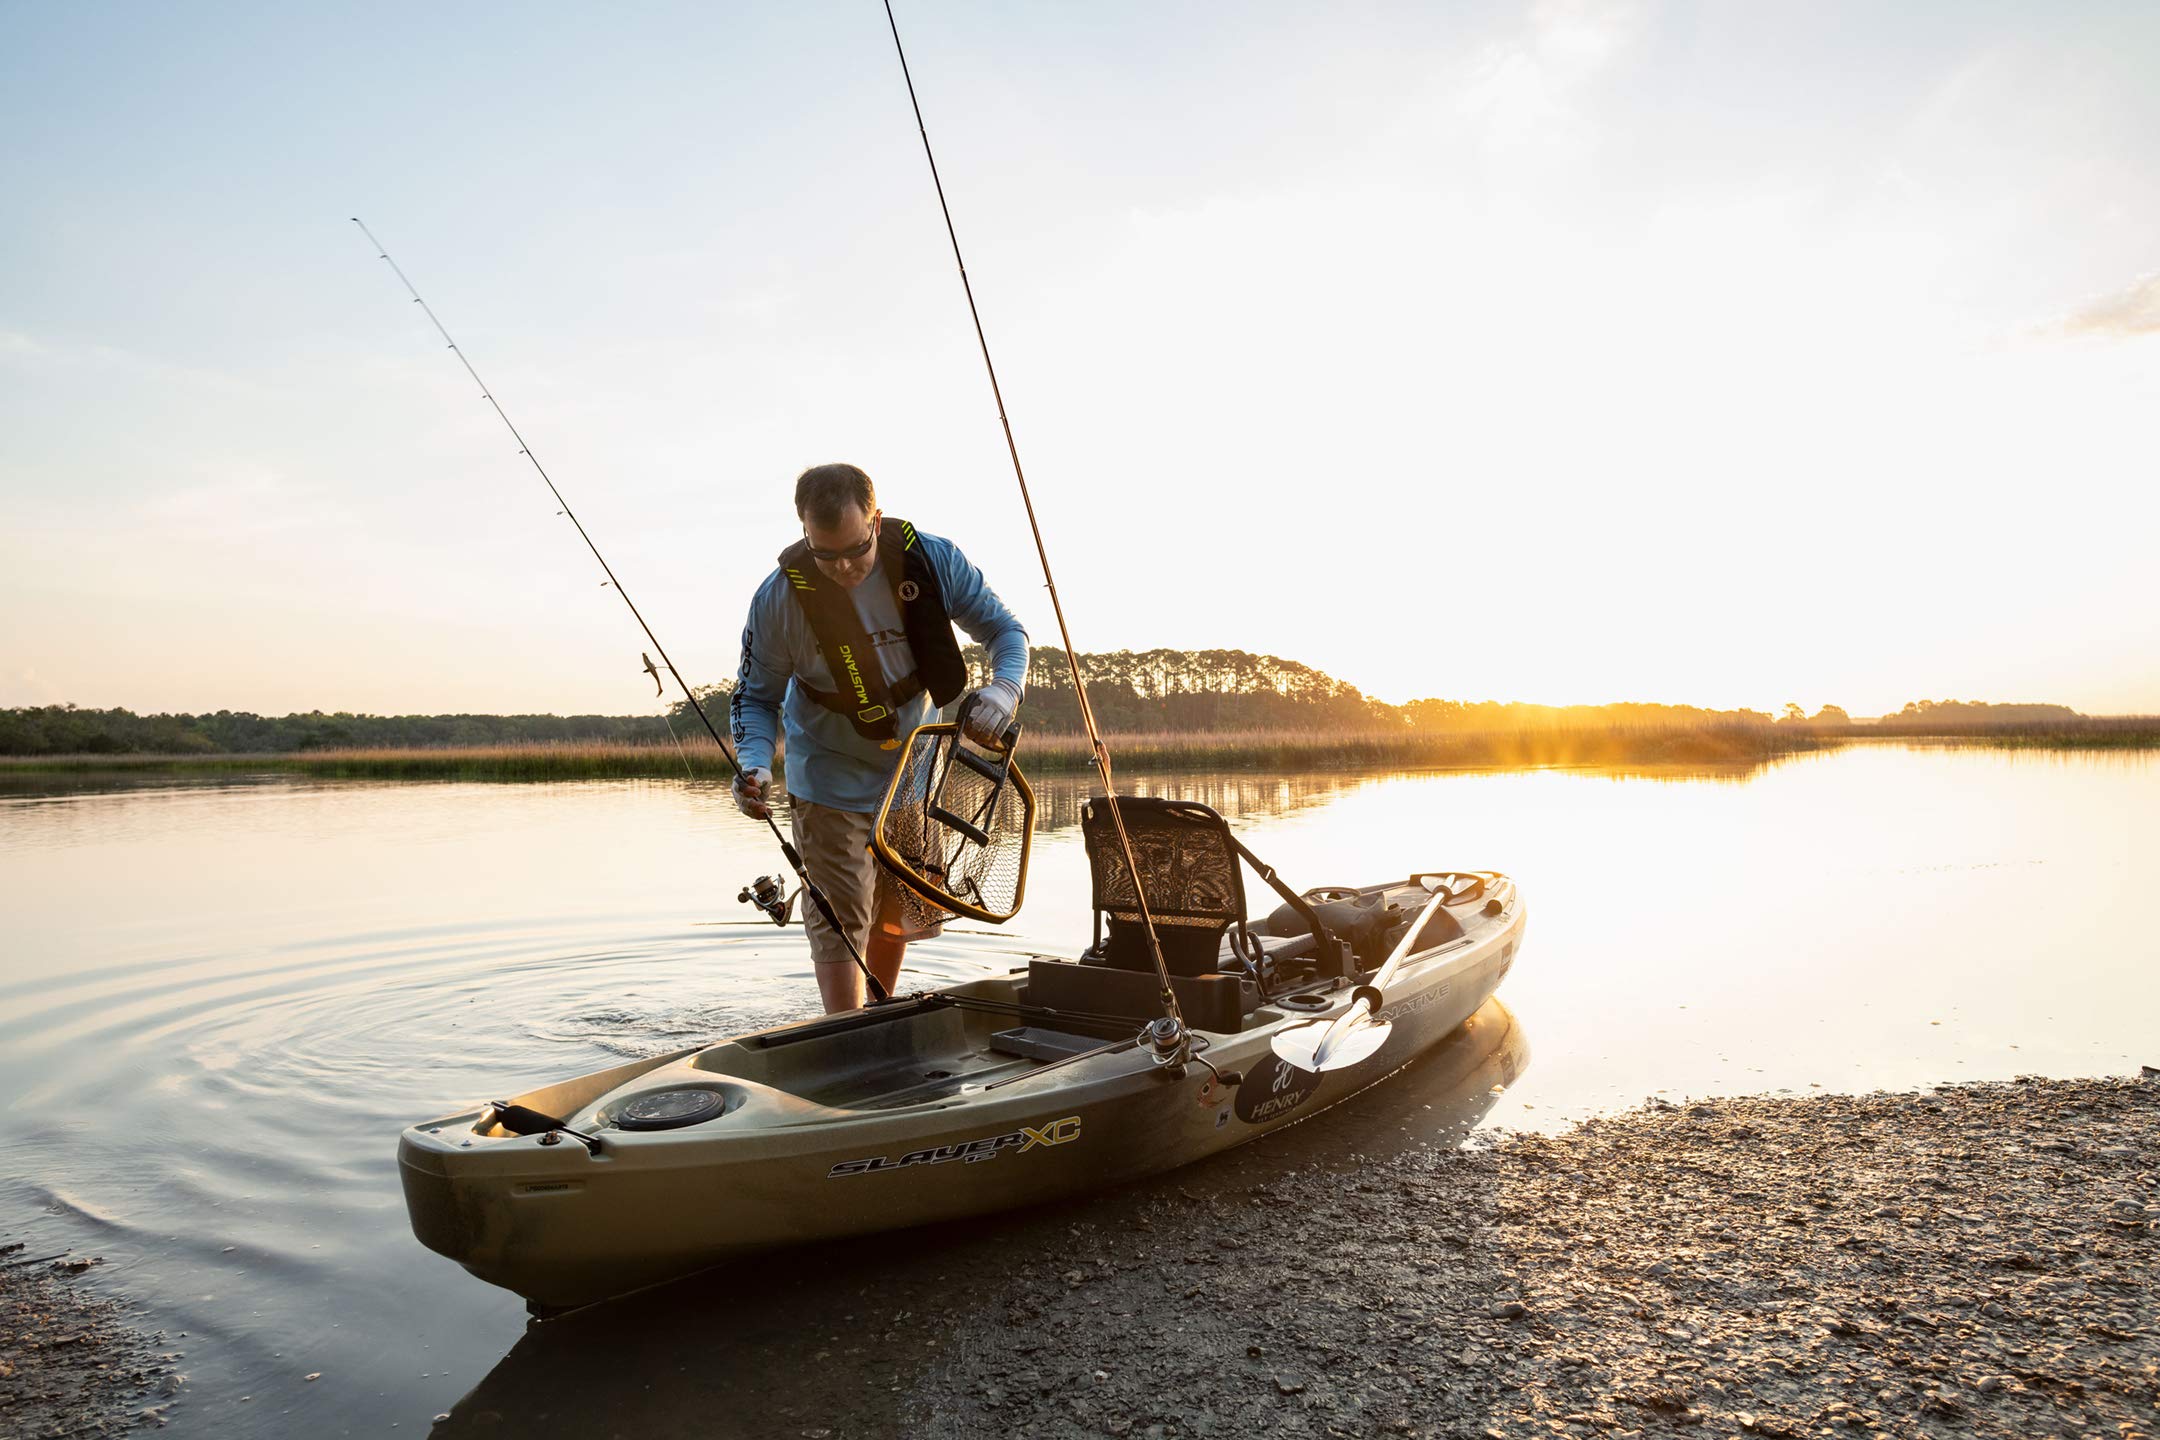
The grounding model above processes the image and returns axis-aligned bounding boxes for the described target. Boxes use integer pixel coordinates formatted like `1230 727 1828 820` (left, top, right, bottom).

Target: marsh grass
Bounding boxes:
0 742 724 781
1012 724 1825 771
1858 718 2160 749
3 718 2149 782
1 725 1820 780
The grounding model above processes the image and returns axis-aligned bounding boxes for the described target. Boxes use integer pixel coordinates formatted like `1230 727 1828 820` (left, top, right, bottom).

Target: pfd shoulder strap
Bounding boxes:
778 516 965 748
890 520 968 710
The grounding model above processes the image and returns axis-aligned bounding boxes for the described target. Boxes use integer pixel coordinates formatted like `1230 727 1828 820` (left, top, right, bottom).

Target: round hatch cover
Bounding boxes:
614 1088 730 1131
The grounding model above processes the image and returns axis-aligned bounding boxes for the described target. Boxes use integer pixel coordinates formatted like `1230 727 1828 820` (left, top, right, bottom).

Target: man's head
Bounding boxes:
795 463 879 588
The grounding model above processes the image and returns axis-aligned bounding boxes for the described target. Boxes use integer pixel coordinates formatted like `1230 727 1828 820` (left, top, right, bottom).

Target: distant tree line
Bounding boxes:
0 647 2104 757
1769 699 2091 728
1876 699 2085 728
959 647 1398 733
962 648 1797 734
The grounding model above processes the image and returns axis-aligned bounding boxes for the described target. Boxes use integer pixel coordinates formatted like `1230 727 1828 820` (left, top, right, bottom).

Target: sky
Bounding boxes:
2 1 2156 720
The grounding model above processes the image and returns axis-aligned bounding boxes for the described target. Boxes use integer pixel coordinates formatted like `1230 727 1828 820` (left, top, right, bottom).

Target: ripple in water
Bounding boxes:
8 753 2152 1435
0 891 1021 1438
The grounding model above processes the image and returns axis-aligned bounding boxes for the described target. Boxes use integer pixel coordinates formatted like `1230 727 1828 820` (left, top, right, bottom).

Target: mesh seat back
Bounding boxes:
1080 796 1247 977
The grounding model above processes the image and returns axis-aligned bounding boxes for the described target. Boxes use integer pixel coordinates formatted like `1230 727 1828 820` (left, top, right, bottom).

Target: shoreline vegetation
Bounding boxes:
4 646 2152 780
2 721 2156 782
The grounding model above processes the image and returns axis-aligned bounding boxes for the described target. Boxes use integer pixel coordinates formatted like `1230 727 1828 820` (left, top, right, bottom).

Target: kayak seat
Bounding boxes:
1079 796 1256 978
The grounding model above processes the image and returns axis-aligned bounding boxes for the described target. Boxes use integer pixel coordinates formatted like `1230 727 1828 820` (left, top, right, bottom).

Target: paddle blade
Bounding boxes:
1271 1015 1393 1073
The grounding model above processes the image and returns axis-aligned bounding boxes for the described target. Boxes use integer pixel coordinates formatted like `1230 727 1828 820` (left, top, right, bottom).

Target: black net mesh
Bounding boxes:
1080 797 1243 921
874 724 1033 927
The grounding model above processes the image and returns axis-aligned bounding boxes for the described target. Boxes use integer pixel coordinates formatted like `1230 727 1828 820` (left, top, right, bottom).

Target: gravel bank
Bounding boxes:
1 1243 180 1437
913 1074 2158 1439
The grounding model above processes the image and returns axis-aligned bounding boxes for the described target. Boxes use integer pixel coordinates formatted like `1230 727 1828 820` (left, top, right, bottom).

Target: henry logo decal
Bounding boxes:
827 1116 1081 1178
1235 1056 1319 1124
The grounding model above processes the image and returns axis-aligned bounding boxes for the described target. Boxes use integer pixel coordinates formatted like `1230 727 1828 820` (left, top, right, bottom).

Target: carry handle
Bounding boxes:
954 690 1023 754
951 745 1011 782
925 804 992 846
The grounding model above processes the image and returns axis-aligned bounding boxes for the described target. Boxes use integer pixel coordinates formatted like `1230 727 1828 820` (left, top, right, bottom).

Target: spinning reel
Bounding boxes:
736 873 797 926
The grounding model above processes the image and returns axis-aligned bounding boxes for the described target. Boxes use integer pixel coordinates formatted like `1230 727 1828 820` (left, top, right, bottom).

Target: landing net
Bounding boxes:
872 720 1034 927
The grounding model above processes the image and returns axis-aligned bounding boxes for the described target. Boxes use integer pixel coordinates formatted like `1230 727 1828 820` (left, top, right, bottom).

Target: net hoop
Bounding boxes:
870 719 1035 925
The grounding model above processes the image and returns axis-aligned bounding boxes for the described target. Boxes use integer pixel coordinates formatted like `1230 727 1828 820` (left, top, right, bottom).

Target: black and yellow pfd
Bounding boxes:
776 517 967 749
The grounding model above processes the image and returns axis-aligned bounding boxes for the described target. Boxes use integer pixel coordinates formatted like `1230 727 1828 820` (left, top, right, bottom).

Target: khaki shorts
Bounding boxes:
789 797 942 971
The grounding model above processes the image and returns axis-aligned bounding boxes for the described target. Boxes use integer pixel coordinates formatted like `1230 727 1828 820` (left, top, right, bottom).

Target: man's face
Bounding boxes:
804 502 879 589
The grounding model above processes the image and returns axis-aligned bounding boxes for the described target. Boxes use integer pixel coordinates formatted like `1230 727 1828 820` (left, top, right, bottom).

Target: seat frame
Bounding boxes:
1078 796 1348 989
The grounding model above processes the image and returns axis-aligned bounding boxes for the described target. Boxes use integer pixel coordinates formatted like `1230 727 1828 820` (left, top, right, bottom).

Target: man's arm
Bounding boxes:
730 580 791 776
927 534 1029 693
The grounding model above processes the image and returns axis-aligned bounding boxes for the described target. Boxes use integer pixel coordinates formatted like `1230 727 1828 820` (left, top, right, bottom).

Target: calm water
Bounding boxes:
1 745 2152 1435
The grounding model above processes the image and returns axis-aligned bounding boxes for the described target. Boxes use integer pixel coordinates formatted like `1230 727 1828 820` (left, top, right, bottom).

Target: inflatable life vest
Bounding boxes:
776 517 968 749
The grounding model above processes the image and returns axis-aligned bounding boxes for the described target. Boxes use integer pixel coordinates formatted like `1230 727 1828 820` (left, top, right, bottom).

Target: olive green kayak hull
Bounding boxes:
399 877 1525 1310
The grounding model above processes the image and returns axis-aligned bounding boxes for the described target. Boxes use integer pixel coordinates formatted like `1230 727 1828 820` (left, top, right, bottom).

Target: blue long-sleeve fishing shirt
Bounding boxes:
730 529 1029 813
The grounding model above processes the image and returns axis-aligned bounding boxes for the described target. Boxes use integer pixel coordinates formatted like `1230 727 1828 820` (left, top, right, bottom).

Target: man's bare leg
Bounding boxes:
866 931 907 1001
812 940 905 1014
814 958 865 1014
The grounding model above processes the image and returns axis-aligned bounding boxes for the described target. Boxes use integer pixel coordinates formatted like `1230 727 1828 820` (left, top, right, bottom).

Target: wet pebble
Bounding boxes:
909 1077 2157 1440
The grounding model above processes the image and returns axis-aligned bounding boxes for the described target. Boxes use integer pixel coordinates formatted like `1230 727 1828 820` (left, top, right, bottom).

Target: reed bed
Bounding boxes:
1009 724 1822 772
0 741 728 782
1855 718 2160 749
5 718 2151 782
1 724 1826 781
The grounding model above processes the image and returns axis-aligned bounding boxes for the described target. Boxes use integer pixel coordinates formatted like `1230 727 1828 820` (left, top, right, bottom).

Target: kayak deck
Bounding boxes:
733 1006 1039 1111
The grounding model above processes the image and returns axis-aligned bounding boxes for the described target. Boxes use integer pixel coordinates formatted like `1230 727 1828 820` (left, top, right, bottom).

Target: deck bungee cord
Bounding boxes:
350 216 892 1005
880 1 1196 1071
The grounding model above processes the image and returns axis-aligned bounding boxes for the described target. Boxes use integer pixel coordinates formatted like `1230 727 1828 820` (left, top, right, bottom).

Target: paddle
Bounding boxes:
1268 884 1458 1073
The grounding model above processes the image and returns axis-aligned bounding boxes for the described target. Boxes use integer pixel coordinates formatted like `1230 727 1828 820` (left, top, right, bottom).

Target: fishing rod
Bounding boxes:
880 3 1189 1053
349 217 891 1004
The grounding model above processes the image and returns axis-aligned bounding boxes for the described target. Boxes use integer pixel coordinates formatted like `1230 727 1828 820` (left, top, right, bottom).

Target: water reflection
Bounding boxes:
1 745 2152 1437
1022 768 1399 831
431 1000 1528 1439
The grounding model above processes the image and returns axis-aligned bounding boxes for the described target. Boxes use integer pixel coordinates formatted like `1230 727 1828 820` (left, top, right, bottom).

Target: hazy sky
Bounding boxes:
3 1 2156 719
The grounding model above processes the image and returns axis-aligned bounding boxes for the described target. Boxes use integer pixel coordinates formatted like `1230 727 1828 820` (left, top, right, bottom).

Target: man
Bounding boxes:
730 463 1029 1013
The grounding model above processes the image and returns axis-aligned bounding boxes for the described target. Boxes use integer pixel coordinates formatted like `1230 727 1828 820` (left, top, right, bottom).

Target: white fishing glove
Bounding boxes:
960 678 1022 748
731 766 773 820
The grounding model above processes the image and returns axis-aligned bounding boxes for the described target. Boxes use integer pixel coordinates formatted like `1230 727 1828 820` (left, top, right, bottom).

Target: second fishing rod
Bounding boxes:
351 216 893 1006
880 1 1189 1053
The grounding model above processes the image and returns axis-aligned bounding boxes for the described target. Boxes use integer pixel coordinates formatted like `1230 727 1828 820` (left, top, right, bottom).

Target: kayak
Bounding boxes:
399 864 1525 1311
398 803 1525 1312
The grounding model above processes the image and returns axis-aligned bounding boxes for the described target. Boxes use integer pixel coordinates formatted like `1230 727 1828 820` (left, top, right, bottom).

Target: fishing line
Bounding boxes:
644 652 698 780
350 217 889 1002
658 708 696 780
880 3 1186 1034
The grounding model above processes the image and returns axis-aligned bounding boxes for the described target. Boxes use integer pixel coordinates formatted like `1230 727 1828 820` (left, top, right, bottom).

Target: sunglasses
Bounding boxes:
804 514 879 563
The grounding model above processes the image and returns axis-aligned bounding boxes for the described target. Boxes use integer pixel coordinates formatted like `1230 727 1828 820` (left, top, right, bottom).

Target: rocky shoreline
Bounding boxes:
16 1069 2154 1437
0 1243 179 1438
914 1074 2158 1439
